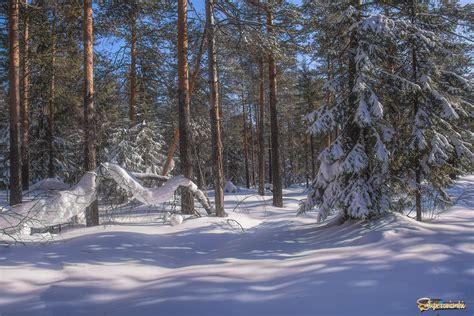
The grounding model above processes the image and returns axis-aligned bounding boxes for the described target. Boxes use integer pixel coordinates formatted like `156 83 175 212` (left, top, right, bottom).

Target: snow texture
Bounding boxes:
0 175 472 316
29 178 71 191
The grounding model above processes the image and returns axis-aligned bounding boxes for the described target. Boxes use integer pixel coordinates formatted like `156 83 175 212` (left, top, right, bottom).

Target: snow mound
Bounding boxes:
224 181 238 193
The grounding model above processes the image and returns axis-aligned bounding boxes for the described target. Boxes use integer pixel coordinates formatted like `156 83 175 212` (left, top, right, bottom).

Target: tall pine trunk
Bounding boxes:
83 0 98 226
162 30 206 176
177 0 194 214
20 0 29 190
47 11 56 178
206 0 225 217
8 0 22 206
267 0 282 207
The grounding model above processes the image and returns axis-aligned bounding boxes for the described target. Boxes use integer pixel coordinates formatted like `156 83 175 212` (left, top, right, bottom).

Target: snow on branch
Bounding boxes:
0 163 214 237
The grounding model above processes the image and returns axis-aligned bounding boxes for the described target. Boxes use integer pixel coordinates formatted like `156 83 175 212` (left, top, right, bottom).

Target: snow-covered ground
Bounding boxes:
0 176 473 316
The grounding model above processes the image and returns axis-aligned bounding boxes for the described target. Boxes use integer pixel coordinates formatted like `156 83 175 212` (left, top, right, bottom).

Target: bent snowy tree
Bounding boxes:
0 163 214 235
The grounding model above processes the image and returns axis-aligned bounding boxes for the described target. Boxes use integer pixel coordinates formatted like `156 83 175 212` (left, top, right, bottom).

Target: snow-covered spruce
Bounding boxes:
300 3 393 221
105 121 172 175
300 2 473 222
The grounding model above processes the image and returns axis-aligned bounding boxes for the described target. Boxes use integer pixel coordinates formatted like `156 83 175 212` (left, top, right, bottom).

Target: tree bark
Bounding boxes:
249 103 256 188
257 56 265 195
206 0 225 217
129 11 137 127
267 0 283 207
242 97 250 189
83 0 98 226
9 0 22 206
161 29 206 177
305 135 309 188
20 0 29 190
177 0 194 214
47 10 56 178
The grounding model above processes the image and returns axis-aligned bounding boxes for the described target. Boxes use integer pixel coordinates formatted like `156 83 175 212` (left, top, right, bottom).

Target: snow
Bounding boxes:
0 176 473 316
0 172 99 231
224 180 238 193
0 163 213 234
29 178 70 191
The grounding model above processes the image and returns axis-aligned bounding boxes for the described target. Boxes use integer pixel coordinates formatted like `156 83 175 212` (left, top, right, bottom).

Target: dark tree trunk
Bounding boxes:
242 99 250 189
9 0 22 206
20 0 29 190
47 11 56 178
206 0 225 217
268 134 272 184
177 0 194 213
325 54 333 149
305 135 309 188
257 56 265 195
249 103 256 188
83 0 98 226
267 0 283 207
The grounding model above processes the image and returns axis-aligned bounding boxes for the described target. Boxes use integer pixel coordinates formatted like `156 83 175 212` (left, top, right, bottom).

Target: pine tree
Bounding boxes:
177 0 195 214
267 0 283 207
83 0 98 226
8 0 22 206
206 0 225 217
20 0 29 190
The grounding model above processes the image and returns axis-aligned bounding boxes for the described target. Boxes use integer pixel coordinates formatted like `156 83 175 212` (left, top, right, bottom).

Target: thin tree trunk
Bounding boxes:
305 135 309 188
206 0 225 216
257 56 265 195
9 0 22 206
178 0 194 214
129 12 137 127
83 0 98 226
20 0 29 190
325 54 332 148
287 120 294 186
162 128 179 176
267 0 282 207
310 135 316 179
242 96 250 189
268 134 272 184
47 10 56 178
249 103 256 188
